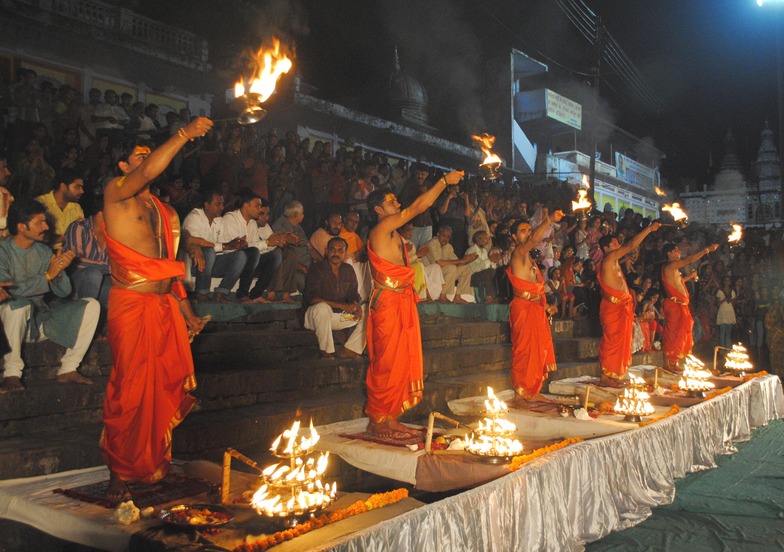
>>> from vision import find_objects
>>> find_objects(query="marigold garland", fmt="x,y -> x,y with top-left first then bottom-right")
638,404 -> 679,427
233,489 -> 409,552
508,437 -> 583,472
704,386 -> 733,400
742,371 -> 768,382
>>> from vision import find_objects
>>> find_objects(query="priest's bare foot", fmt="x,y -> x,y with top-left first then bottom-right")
367,420 -> 419,438
106,474 -> 131,502
57,371 -> 93,385
0,376 -> 25,392
512,393 -> 555,409
599,376 -> 626,388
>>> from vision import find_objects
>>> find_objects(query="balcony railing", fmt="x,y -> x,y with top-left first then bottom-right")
12,0 -> 209,70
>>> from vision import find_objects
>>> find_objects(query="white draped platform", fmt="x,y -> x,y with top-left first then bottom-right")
0,376 -> 781,551
325,375 -> 783,551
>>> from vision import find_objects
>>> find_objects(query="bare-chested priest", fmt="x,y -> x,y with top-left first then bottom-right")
507,209 -> 563,407
100,117 -> 212,500
365,170 -> 463,438
662,242 -> 718,370
597,222 -> 661,386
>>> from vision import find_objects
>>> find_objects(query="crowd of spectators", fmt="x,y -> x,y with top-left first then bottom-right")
1,69 -> 783,370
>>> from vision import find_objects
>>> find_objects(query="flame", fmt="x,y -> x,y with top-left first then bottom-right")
662,203 -> 688,222
471,132 -> 503,166
613,376 -> 655,417
234,38 -> 293,102
728,223 -> 743,243
678,355 -> 715,392
572,188 -> 592,212
725,343 -> 753,373
654,186 -> 667,196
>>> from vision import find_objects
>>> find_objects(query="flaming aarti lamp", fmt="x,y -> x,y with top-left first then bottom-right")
250,420 -> 336,527
661,203 -> 689,229
613,374 -> 655,422
471,132 -> 503,181
226,38 -> 293,126
465,387 -> 524,463
728,223 -> 744,250
572,175 -> 593,219
678,355 -> 715,398
722,343 -> 754,377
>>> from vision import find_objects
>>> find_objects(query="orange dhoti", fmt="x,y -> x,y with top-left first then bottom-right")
100,195 -> 195,483
365,241 -> 422,423
661,276 -> 693,366
507,267 -> 556,398
598,270 -> 635,380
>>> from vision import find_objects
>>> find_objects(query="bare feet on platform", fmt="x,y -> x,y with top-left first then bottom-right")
57,371 -> 93,385
280,293 -> 297,304
106,474 -> 131,502
512,393 -> 556,409
249,296 -> 272,304
367,420 -> 420,439
0,376 -> 25,392
453,296 -> 469,304
213,293 -> 234,304
319,350 -> 335,359
599,376 -> 626,388
336,347 -> 362,359
437,294 -> 451,304
193,293 -> 211,303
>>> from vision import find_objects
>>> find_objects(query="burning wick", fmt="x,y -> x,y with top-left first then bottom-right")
471,132 -> 503,180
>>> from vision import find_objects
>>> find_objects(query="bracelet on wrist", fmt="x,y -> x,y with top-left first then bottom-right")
45,271 -> 53,282
177,128 -> 194,142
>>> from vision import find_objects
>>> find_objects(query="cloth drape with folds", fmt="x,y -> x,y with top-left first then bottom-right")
365,239 -> 422,423
100,195 -> 196,483
598,267 -> 635,379
661,273 -> 694,366
507,265 -> 556,398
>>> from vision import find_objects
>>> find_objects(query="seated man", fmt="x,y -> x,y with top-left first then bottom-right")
0,199 -> 99,391
183,189 -> 248,302
339,209 -> 371,303
35,166 -> 85,249
310,212 -> 343,262
422,225 -> 477,303
465,230 -> 500,303
272,200 -> 311,296
247,198 -> 290,303
221,189 -> 268,302
63,205 -> 110,307
302,237 -> 367,359
399,222 -> 442,301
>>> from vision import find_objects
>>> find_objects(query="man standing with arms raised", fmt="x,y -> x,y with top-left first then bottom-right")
101,117 -> 212,501
507,210 -> 563,407
365,170 -> 463,438
597,222 -> 660,386
661,242 -> 718,371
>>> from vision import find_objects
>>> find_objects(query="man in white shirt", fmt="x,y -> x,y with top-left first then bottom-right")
221,189 -> 267,302
249,198 -> 292,302
91,90 -> 128,148
423,225 -> 477,303
464,230 -> 501,303
183,190 -> 247,302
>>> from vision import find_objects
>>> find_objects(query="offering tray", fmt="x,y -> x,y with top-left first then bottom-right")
466,449 -> 516,464
159,503 -> 234,528
649,393 -> 703,408
711,374 -> 746,388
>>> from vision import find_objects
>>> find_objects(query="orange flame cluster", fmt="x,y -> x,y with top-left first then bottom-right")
728,223 -> 743,243
654,186 -> 667,196
471,132 -> 502,166
662,202 -> 688,222
234,38 -> 293,102
571,174 -> 592,212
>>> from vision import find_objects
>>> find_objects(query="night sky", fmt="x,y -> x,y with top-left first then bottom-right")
140,0 -> 781,186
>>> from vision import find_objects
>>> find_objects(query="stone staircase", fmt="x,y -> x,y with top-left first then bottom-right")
0,307 -> 662,481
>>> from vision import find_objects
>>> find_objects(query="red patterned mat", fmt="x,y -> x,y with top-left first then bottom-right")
53,474 -> 212,509
339,426 -> 429,447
